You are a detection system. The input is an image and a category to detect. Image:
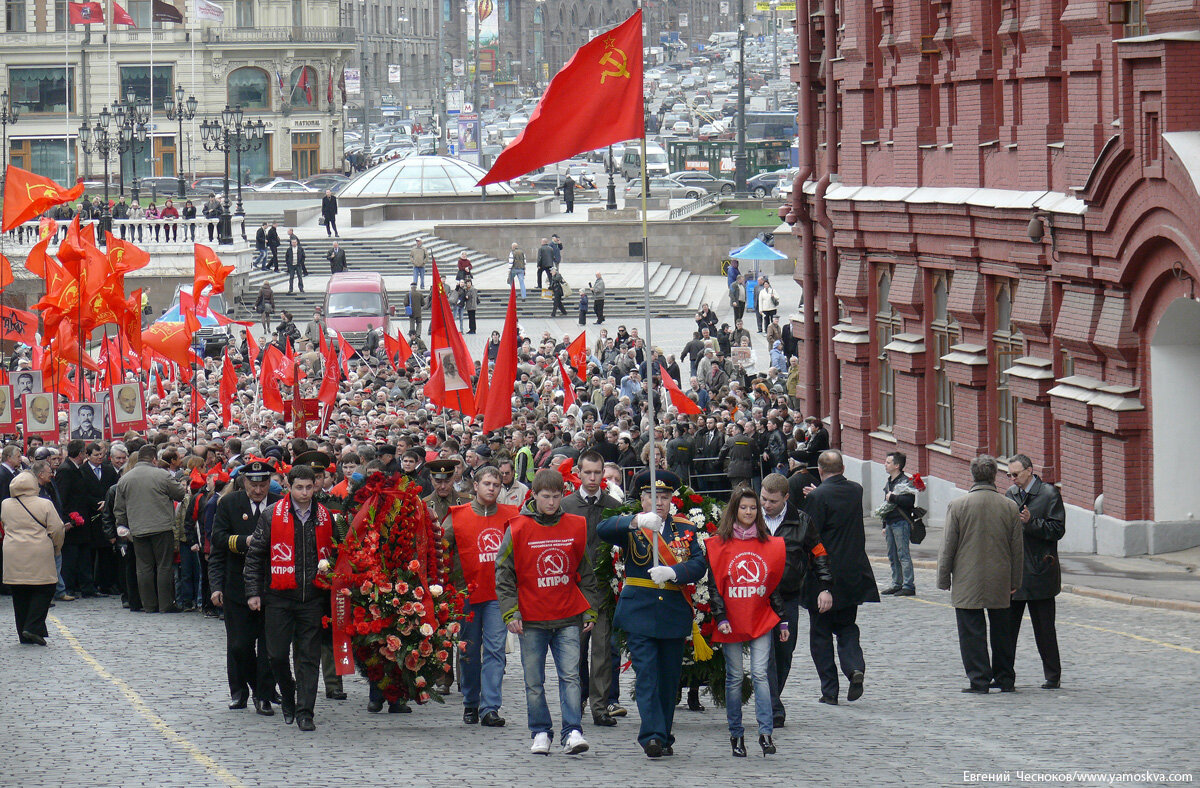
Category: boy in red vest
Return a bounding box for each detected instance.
[443,465,519,727]
[495,468,598,756]
[244,464,334,732]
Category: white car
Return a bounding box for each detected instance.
[255,179,317,193]
[671,120,693,135]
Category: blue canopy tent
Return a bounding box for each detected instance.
[729,237,788,282]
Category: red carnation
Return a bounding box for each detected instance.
[689,494,703,504]
[912,472,926,491]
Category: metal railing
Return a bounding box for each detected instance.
[4,217,249,250]
[203,26,356,44]
[668,191,722,221]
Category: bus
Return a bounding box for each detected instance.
[667,138,793,178]
[744,110,798,140]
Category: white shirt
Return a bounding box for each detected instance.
[763,508,785,535]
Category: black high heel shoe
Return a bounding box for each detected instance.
[759,734,776,756]
[730,736,746,757]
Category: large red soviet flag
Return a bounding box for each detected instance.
[2,165,85,232]
[477,11,643,185]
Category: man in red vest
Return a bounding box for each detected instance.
[443,465,518,727]
[495,468,598,756]
[244,464,335,732]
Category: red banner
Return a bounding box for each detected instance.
[0,304,39,346]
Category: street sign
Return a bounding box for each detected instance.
[447,89,465,114]
[344,68,361,95]
[679,12,688,27]
[462,101,474,113]
[720,1,729,13]
[388,64,401,84]
[452,58,465,76]
[754,1,796,9]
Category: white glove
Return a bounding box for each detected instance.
[648,565,676,585]
[116,526,130,539]
[634,513,664,532]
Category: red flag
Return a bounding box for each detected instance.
[0,253,13,290]
[657,361,703,415]
[194,244,234,312]
[297,67,314,105]
[142,321,197,368]
[2,165,85,231]
[0,305,37,346]
[477,11,643,185]
[567,331,588,381]
[243,328,260,372]
[258,345,287,413]
[557,358,578,410]
[328,66,334,104]
[384,330,411,371]
[473,347,491,418]
[121,290,143,354]
[425,262,476,415]
[482,284,518,432]
[219,349,237,428]
[105,232,150,275]
[335,331,356,374]
[24,231,57,277]
[317,332,341,406]
[68,1,104,23]
[111,0,135,25]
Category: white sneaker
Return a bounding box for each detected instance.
[530,732,552,755]
[562,730,589,755]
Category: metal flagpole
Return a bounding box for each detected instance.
[66,28,71,178]
[636,0,659,570]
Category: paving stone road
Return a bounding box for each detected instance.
[2,566,1197,788]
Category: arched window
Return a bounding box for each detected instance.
[533,6,542,23]
[227,67,270,110]
[288,65,319,108]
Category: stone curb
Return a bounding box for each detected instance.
[867,555,1200,615]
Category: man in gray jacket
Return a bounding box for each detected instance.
[592,273,606,324]
[937,455,1023,694]
[113,445,187,613]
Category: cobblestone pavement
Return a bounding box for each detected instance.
[2,566,1197,788]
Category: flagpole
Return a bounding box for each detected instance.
[636,2,659,569]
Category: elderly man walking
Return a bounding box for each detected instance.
[937,455,1023,694]
[113,445,187,613]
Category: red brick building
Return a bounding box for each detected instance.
[783,0,1200,555]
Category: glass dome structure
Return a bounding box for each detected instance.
[337,155,515,198]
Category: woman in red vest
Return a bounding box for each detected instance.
[707,486,788,758]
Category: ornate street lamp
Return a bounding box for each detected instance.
[202,105,264,244]
[78,107,118,240]
[0,90,18,193]
[112,89,151,203]
[163,84,198,198]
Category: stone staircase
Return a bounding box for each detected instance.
[231,233,712,322]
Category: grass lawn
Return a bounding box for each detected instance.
[721,207,781,227]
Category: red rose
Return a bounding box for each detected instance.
[418,640,433,657]
[436,649,449,662]
[689,494,703,504]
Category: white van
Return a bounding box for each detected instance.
[621,143,670,180]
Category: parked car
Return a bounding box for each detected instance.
[255,179,317,193]
[303,174,350,193]
[748,167,798,199]
[669,170,736,195]
[191,176,233,194]
[159,285,231,358]
[624,177,704,200]
[137,176,192,199]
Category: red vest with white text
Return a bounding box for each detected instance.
[509,512,590,623]
[450,502,518,604]
[706,534,786,643]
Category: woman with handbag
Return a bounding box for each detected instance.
[2,466,65,645]
[707,486,788,757]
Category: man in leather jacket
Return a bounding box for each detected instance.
[759,474,832,727]
[1004,454,1066,690]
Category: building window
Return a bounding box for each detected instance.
[876,268,899,432]
[291,0,302,27]
[9,137,75,183]
[228,67,270,110]
[119,65,173,111]
[288,66,318,107]
[6,0,26,32]
[1124,0,1147,37]
[8,67,74,114]
[235,0,253,28]
[53,0,65,30]
[931,273,958,444]
[994,281,1023,459]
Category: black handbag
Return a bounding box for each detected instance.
[902,506,928,545]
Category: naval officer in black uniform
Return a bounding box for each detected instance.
[209,459,279,715]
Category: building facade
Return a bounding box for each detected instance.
[1,0,355,186]
[785,0,1200,555]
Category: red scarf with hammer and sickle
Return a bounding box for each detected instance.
[269,497,332,591]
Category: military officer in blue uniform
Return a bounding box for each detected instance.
[597,470,708,759]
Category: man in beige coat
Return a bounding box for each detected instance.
[1,466,64,645]
[113,445,187,613]
[937,455,1023,694]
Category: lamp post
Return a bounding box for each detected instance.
[77,107,117,241]
[163,84,198,199]
[733,0,748,195]
[200,105,264,244]
[770,0,779,110]
[472,0,480,114]
[0,90,18,193]
[606,144,617,210]
[112,87,152,205]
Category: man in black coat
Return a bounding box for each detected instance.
[321,190,339,237]
[536,238,556,290]
[210,460,280,715]
[1004,454,1066,690]
[254,222,269,269]
[326,241,347,274]
[796,416,830,471]
[56,440,120,598]
[801,449,879,704]
[760,473,832,727]
[266,223,281,272]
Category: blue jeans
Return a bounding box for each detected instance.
[723,633,774,738]
[176,548,202,608]
[511,267,526,299]
[884,518,915,591]
[413,266,425,289]
[461,600,506,715]
[518,624,582,740]
[254,248,268,267]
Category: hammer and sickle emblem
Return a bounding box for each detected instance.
[26,184,58,200]
[600,47,631,84]
[732,556,764,585]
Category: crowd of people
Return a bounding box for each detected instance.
[0,274,1067,757]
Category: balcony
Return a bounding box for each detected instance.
[203,26,356,45]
